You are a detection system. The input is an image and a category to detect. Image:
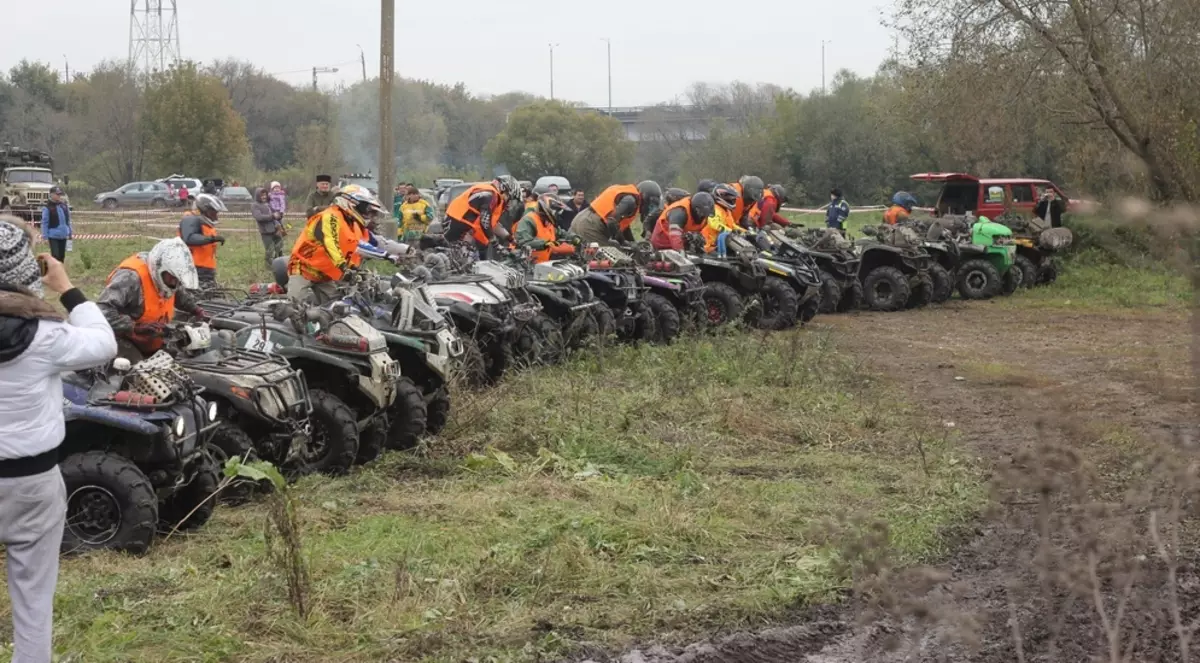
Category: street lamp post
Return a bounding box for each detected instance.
[821,40,831,94]
[601,38,612,113]
[549,43,559,100]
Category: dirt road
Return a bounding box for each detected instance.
[584,299,1195,663]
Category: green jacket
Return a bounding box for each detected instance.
[304,189,338,217]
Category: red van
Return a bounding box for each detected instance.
[910,172,1080,218]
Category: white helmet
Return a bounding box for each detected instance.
[194,193,227,217]
[147,237,198,296]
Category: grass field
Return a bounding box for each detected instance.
[10,210,1190,662]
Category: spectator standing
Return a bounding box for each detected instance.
[1034,190,1065,228]
[252,188,285,267]
[397,186,434,242]
[39,187,71,262]
[178,184,189,207]
[826,188,850,230]
[304,175,337,217]
[559,189,586,233]
[0,216,117,663]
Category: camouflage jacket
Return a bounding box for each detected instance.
[97,268,198,335]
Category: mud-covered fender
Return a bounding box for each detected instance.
[274,345,360,375]
[63,402,163,436]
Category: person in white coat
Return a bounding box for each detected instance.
[0,216,117,663]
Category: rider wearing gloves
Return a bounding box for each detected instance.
[650,191,716,251]
[97,237,203,361]
[287,184,383,304]
[178,193,227,284]
[516,194,577,264]
[443,176,518,251]
[569,181,661,246]
[747,184,792,229]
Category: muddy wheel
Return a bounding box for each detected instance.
[861,267,911,312]
[204,422,268,505]
[702,282,743,327]
[356,416,387,464]
[799,296,820,325]
[157,453,220,534]
[587,300,616,347]
[928,263,954,303]
[456,337,493,389]
[515,313,565,366]
[60,451,158,555]
[426,389,451,435]
[644,293,681,344]
[480,336,509,383]
[837,279,863,313]
[625,303,658,344]
[301,389,359,476]
[906,272,934,309]
[1001,266,1023,295]
[957,259,1001,300]
[756,276,799,330]
[817,270,842,315]
[1037,260,1058,285]
[684,299,710,333]
[1014,255,1037,289]
[386,376,428,451]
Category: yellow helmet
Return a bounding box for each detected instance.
[334,184,384,224]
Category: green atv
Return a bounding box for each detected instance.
[954,215,1022,300]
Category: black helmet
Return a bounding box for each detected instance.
[712,183,739,210]
[536,193,566,222]
[696,179,717,194]
[636,180,662,206]
[664,187,690,205]
[690,192,715,220]
[768,184,787,204]
[738,175,765,203]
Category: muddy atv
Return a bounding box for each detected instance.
[855,226,935,311]
[784,227,863,314]
[209,300,400,470]
[630,244,708,340]
[952,215,1022,299]
[895,219,961,304]
[60,351,221,554]
[994,213,1074,287]
[337,270,464,437]
[685,233,770,327]
[507,247,600,351]
[160,322,326,490]
[750,228,829,324]
[579,244,656,344]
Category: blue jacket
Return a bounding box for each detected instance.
[825,198,850,229]
[40,202,72,240]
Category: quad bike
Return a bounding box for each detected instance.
[334,269,464,436]
[60,352,221,554]
[157,322,357,485]
[951,215,1022,299]
[421,243,561,375]
[783,227,864,314]
[895,219,961,303]
[855,226,935,311]
[993,213,1074,287]
[630,244,708,340]
[208,298,400,469]
[688,233,800,329]
[503,246,600,351]
[578,244,656,344]
[751,227,832,324]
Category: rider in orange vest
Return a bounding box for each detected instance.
[178,193,227,284]
[97,237,202,360]
[650,192,716,251]
[515,194,576,264]
[883,191,917,225]
[287,184,382,304]
[444,176,518,252]
[726,175,764,227]
[569,181,662,245]
[747,184,792,229]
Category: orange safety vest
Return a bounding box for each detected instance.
[654,197,707,238]
[107,255,176,353]
[883,205,908,225]
[525,211,558,264]
[445,183,505,245]
[748,189,778,228]
[728,182,747,224]
[288,207,366,282]
[588,185,641,233]
[178,221,219,269]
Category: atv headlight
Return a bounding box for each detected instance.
[207,402,219,423]
[173,416,186,438]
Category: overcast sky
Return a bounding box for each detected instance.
[5,0,895,106]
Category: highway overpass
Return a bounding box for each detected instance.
[582,105,732,142]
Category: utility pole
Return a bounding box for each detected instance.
[357,44,367,81]
[63,55,69,82]
[312,66,339,91]
[379,0,395,225]
[821,40,831,95]
[601,38,612,113]
[549,43,558,100]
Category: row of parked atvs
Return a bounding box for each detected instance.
[58,213,1071,555]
